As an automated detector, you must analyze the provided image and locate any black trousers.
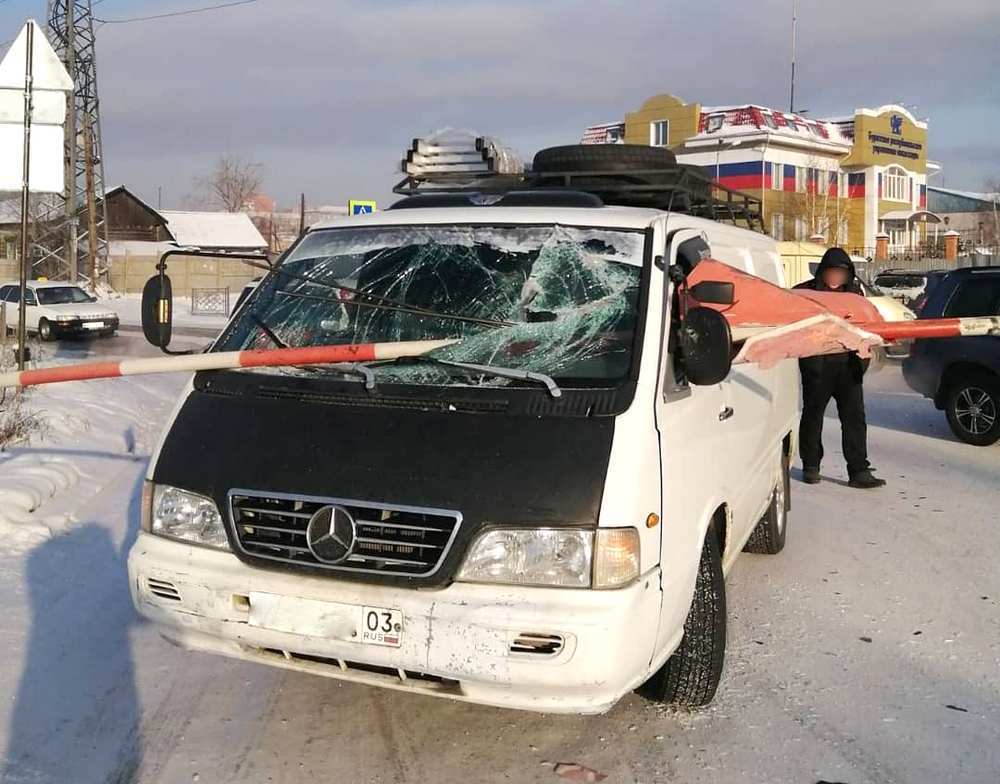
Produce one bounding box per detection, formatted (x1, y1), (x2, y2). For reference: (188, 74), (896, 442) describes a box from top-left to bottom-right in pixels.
(798, 356), (870, 475)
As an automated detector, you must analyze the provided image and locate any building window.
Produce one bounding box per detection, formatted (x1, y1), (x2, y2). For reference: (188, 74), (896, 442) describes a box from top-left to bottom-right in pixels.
(605, 126), (623, 144)
(706, 114), (723, 133)
(770, 162), (782, 191)
(771, 213), (785, 240)
(650, 120), (669, 147)
(883, 166), (909, 203)
(795, 216), (807, 241)
(763, 113), (778, 130)
(795, 166), (808, 193)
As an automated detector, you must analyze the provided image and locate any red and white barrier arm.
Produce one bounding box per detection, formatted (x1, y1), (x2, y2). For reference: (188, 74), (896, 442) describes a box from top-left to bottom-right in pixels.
(0, 339), (457, 390)
(859, 316), (1000, 342)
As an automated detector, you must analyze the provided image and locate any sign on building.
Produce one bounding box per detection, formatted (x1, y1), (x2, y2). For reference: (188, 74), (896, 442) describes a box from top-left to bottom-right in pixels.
(0, 20), (73, 193)
(348, 200), (377, 215)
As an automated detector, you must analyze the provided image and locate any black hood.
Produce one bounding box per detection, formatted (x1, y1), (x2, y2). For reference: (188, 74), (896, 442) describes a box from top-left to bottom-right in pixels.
(812, 247), (857, 291)
(151, 374), (618, 587)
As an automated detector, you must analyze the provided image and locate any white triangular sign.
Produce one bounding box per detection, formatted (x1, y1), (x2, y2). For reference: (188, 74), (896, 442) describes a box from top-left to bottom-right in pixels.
(0, 20), (73, 91)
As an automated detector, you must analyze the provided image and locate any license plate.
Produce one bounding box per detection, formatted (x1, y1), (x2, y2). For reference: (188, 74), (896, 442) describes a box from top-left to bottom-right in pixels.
(360, 606), (403, 647)
(83, 322), (103, 330)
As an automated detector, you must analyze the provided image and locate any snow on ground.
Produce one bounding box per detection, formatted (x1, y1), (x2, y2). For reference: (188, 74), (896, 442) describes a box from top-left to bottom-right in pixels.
(0, 359), (996, 783)
(98, 292), (231, 330)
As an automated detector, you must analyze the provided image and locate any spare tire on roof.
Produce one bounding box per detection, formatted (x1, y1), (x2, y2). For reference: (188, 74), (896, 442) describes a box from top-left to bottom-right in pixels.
(532, 144), (677, 173)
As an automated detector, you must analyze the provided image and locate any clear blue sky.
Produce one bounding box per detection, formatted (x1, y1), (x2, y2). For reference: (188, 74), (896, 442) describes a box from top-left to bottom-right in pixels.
(2, 0), (997, 210)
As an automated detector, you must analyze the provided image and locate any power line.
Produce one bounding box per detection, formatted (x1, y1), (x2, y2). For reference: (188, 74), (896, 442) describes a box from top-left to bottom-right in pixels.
(95, 0), (258, 25)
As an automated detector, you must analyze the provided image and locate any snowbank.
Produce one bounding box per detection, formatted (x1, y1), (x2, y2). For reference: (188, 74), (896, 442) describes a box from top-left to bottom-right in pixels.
(0, 374), (185, 556)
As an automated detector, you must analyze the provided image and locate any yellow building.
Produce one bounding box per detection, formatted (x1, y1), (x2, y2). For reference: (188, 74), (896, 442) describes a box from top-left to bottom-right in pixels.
(582, 94), (940, 256)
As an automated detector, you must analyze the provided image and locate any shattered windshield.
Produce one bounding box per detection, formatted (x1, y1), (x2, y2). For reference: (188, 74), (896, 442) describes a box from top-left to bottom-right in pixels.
(216, 224), (645, 390)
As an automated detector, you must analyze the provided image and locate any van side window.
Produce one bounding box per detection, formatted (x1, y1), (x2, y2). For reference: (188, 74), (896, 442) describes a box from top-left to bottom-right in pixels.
(945, 278), (1000, 317)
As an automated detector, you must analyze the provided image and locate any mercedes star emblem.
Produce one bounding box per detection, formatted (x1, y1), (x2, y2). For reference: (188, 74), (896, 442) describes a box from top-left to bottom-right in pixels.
(305, 505), (356, 564)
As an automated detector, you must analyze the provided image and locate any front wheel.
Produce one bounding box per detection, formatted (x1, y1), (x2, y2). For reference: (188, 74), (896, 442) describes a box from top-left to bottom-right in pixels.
(639, 525), (726, 707)
(945, 375), (1000, 446)
(38, 318), (55, 342)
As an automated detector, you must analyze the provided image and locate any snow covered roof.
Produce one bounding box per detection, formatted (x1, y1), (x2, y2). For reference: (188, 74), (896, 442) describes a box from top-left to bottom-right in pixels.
(927, 186), (998, 202)
(581, 121), (625, 145)
(688, 105), (852, 149)
(158, 210), (267, 250)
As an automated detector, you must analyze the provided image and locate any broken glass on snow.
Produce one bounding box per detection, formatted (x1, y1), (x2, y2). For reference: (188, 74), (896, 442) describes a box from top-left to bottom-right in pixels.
(217, 224), (645, 390)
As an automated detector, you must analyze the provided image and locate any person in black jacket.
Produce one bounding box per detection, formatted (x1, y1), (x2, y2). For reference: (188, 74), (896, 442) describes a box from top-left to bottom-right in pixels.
(794, 247), (886, 489)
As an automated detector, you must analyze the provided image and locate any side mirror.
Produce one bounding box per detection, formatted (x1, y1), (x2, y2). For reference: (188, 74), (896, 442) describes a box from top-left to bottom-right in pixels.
(680, 306), (733, 385)
(141, 274), (173, 349)
(87, 295), (98, 303)
(689, 280), (735, 306)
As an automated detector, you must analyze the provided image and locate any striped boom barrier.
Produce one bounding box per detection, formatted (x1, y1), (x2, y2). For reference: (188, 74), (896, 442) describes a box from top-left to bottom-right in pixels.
(0, 339), (457, 390)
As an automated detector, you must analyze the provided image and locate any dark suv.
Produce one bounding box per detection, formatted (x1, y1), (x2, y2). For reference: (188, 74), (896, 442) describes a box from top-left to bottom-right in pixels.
(902, 268), (1000, 445)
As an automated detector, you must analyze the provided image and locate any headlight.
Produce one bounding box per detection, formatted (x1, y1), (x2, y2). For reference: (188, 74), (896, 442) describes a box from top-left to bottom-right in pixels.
(54, 315), (78, 323)
(143, 482), (229, 550)
(457, 527), (640, 589)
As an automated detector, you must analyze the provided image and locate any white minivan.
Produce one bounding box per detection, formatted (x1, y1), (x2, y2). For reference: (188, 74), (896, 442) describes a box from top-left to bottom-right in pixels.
(128, 149), (798, 714)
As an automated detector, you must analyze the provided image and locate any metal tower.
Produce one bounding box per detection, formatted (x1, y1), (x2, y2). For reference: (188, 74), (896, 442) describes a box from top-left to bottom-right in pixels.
(36, 0), (108, 284)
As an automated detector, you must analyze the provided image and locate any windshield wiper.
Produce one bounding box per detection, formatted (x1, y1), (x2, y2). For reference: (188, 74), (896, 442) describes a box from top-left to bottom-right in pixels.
(368, 355), (562, 398)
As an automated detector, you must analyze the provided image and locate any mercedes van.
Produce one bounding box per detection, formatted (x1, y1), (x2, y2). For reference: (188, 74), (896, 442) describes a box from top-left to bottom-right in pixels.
(128, 147), (798, 713)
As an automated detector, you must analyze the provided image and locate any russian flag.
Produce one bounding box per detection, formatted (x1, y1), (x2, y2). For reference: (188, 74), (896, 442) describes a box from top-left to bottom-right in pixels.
(919, 184), (927, 209)
(784, 164), (796, 192)
(848, 173), (865, 198)
(713, 161), (766, 191)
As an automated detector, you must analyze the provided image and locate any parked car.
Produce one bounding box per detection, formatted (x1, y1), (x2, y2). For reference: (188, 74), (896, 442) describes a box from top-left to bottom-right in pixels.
(872, 269), (930, 305)
(0, 281), (119, 340)
(902, 267), (1000, 445)
(908, 270), (951, 315)
(128, 143), (799, 714)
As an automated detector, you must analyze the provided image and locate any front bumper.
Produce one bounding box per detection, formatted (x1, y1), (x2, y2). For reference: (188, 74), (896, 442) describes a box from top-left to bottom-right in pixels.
(50, 317), (118, 337)
(128, 532), (664, 714)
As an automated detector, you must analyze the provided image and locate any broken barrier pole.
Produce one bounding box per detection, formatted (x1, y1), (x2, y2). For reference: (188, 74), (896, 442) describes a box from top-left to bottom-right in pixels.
(0, 339), (456, 390)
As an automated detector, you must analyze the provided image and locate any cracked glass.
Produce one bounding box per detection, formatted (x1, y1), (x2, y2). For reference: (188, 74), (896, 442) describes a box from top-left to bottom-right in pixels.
(217, 224), (645, 389)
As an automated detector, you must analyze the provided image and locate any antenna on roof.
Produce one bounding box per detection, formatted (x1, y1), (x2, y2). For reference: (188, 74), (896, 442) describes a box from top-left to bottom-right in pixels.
(789, 0), (797, 113)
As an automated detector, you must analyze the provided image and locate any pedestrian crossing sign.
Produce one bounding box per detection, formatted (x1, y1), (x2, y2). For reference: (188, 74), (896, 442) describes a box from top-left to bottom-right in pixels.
(348, 200), (377, 215)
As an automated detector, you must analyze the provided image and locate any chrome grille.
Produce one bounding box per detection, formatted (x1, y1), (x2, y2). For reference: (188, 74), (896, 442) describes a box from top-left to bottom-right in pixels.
(228, 490), (461, 577)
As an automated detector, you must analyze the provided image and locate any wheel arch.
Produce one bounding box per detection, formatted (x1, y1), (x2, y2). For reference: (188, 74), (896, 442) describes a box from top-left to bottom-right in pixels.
(936, 362), (999, 408)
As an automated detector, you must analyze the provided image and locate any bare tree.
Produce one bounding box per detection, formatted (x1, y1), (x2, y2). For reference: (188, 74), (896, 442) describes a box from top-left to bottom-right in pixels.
(195, 155), (263, 212)
(779, 156), (848, 246)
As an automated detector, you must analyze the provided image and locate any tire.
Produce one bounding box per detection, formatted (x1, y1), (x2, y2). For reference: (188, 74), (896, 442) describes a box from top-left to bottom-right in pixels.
(532, 144), (677, 174)
(744, 452), (790, 554)
(38, 318), (54, 342)
(945, 374), (1000, 446)
(639, 525), (726, 707)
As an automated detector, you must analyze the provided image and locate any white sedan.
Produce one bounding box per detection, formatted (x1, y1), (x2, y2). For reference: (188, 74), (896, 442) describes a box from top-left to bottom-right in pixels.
(0, 281), (119, 341)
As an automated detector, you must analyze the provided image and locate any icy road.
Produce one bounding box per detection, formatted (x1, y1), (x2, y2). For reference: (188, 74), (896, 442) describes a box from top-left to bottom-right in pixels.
(0, 340), (997, 784)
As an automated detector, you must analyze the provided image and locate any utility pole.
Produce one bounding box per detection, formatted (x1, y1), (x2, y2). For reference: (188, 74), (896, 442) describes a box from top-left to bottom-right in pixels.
(17, 22), (35, 370)
(299, 193), (306, 236)
(789, 0), (797, 113)
(64, 0), (77, 281)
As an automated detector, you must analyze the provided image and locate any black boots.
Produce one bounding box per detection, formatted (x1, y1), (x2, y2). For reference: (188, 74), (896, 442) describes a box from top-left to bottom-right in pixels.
(848, 470), (886, 489)
(802, 467), (886, 488)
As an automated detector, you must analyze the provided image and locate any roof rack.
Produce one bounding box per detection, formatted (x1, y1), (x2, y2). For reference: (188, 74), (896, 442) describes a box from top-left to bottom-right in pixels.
(393, 143), (764, 233)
